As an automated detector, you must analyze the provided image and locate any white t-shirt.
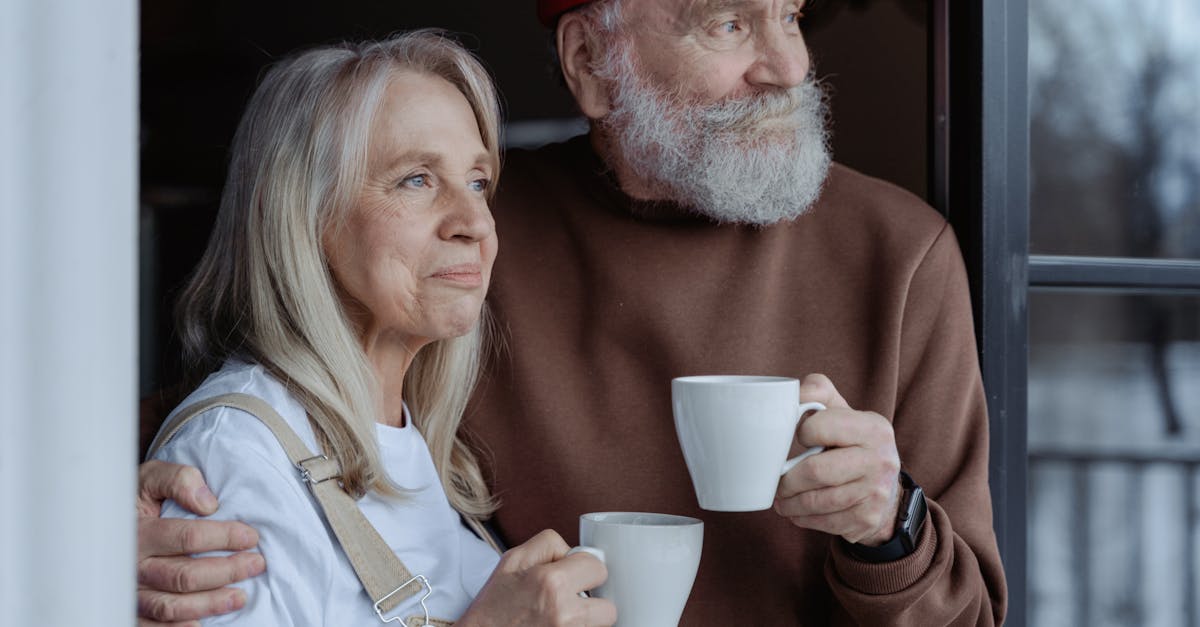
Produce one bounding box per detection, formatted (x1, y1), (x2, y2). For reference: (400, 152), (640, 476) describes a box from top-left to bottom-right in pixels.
(152, 359), (501, 626)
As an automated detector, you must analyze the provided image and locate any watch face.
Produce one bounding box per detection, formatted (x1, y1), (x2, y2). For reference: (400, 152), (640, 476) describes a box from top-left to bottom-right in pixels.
(903, 486), (924, 522)
(901, 486), (927, 544)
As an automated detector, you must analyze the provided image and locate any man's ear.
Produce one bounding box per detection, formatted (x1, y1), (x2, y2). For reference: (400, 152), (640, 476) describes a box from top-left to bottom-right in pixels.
(557, 13), (611, 119)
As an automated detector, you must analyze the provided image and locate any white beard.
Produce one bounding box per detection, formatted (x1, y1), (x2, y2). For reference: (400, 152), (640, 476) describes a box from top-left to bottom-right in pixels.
(596, 46), (832, 226)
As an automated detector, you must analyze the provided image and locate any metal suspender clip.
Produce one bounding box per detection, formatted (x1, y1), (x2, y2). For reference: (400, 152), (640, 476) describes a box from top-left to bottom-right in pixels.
(295, 454), (340, 485)
(374, 574), (433, 626)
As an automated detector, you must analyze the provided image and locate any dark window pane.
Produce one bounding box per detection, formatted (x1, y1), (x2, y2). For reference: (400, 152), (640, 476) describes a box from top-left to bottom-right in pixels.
(1029, 0), (1200, 259)
(1028, 292), (1200, 627)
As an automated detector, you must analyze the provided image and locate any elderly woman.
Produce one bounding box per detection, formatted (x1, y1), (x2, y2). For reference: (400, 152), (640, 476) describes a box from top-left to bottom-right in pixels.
(148, 31), (613, 626)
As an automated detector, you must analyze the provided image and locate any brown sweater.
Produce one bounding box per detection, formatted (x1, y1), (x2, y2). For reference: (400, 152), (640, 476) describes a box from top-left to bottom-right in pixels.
(467, 135), (1007, 625)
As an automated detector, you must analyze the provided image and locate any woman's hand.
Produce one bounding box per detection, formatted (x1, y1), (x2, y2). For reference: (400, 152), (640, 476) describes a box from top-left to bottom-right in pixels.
(458, 529), (616, 627)
(137, 460), (265, 626)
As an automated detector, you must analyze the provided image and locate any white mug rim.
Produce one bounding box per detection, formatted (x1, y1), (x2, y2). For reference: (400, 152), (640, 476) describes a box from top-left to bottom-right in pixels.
(673, 375), (797, 385)
(581, 511), (703, 527)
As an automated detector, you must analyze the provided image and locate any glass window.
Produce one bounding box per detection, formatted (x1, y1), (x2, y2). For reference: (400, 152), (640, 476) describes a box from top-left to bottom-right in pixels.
(1028, 292), (1200, 627)
(1029, 0), (1200, 259)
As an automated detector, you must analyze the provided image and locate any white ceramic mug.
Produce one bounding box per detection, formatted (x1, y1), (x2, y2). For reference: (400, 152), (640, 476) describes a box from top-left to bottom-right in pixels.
(568, 512), (703, 627)
(672, 375), (826, 511)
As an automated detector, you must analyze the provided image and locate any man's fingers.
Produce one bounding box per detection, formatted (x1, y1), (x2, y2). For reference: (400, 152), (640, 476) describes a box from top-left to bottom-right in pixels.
(139, 552), (266, 593)
(798, 373), (851, 410)
(781, 505), (886, 544)
(778, 446), (869, 497)
(138, 517), (258, 560)
(137, 587), (246, 623)
(781, 508), (857, 538)
(795, 408), (894, 450)
(777, 479), (901, 544)
(138, 461), (219, 517)
(776, 481), (869, 518)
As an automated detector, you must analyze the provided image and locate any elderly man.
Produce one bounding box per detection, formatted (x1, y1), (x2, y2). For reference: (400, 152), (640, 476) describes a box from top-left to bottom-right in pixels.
(137, 0), (1007, 624)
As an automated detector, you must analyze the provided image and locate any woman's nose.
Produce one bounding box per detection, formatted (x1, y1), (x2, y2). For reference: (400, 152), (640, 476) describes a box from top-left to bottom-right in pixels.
(438, 188), (495, 243)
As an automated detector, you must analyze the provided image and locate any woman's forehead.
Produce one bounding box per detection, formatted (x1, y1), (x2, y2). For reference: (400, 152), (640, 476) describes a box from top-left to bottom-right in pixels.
(368, 74), (489, 169)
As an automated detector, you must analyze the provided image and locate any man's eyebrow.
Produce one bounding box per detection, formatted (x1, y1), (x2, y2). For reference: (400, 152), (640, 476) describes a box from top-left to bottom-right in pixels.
(694, 0), (752, 14)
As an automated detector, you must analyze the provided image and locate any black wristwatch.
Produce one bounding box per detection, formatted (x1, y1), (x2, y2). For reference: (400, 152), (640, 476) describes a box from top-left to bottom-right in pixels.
(844, 470), (927, 563)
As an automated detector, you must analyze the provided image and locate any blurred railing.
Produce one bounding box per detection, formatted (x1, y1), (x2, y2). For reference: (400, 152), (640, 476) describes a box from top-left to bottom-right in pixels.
(1029, 445), (1200, 626)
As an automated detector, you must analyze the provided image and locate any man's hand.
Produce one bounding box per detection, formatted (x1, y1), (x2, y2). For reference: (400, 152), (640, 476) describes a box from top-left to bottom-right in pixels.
(137, 460), (266, 626)
(774, 374), (902, 546)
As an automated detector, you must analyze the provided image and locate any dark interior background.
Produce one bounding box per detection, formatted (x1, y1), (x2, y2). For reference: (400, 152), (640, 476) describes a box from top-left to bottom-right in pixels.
(139, 0), (930, 395)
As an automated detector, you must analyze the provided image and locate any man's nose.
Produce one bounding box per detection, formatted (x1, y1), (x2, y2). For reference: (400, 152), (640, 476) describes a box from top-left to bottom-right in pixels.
(745, 26), (809, 89)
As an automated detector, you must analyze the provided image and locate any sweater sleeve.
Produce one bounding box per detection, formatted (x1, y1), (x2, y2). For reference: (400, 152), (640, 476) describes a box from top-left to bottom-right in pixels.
(153, 407), (339, 627)
(824, 224), (1008, 626)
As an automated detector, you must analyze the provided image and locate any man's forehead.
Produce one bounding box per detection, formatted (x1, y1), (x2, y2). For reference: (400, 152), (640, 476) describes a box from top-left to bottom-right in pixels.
(638, 0), (804, 24)
(622, 0), (735, 32)
(536, 0), (805, 29)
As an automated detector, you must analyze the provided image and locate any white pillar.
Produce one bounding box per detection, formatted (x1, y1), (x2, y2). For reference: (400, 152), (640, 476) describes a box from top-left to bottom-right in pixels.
(0, 0), (138, 624)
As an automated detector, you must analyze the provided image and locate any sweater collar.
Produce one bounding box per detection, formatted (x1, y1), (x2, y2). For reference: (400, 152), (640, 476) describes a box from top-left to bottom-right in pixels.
(566, 133), (722, 225)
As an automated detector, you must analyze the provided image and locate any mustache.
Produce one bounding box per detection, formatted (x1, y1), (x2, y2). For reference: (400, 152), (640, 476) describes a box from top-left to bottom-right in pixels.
(694, 79), (823, 134)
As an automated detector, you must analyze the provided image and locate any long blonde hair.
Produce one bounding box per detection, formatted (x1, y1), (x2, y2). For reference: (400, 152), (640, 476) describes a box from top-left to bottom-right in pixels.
(177, 30), (500, 517)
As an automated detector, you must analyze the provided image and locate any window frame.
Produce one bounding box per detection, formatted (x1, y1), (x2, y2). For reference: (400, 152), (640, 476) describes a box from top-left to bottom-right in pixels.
(943, 1), (1200, 624)
(941, 1), (1030, 623)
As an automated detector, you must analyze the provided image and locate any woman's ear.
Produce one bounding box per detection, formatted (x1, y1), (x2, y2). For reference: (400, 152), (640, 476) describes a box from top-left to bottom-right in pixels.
(557, 13), (611, 119)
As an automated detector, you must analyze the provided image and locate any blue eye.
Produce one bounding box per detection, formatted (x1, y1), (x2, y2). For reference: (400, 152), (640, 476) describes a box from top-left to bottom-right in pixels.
(468, 178), (491, 193)
(720, 20), (739, 34)
(402, 174), (428, 188)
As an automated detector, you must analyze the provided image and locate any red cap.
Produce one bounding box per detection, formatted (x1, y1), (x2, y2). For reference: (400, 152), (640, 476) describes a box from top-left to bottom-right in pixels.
(537, 0), (596, 27)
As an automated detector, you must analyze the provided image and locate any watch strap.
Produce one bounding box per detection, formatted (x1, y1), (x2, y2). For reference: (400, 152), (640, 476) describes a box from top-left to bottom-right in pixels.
(843, 470), (927, 564)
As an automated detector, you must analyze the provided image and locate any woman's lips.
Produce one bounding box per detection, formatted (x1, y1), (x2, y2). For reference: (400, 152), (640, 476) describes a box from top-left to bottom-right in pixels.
(430, 263), (484, 287)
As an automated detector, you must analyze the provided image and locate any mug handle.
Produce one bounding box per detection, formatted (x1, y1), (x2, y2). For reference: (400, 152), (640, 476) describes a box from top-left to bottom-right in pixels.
(565, 546), (606, 598)
(780, 401), (827, 476)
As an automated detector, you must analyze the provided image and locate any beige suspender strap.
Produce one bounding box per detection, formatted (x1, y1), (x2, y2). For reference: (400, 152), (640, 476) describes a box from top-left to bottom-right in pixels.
(147, 393), (436, 625)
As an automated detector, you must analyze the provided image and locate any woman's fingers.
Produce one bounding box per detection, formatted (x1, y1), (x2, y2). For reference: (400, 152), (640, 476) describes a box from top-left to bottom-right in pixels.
(580, 597), (618, 626)
(544, 549), (609, 596)
(498, 528), (571, 572)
